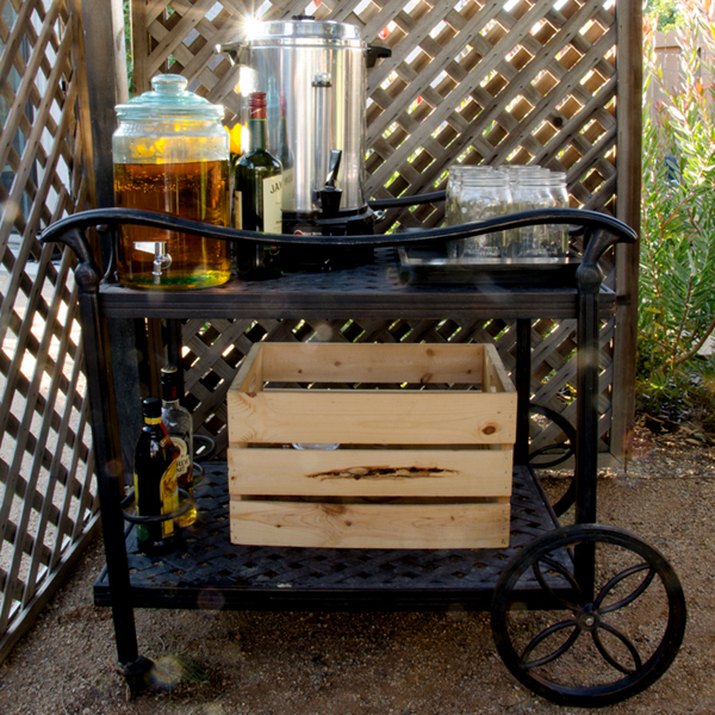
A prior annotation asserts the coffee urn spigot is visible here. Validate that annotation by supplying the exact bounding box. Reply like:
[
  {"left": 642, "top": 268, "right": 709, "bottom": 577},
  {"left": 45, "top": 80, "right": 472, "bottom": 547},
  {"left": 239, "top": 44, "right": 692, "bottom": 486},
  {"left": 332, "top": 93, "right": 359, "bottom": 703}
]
[{"left": 319, "top": 149, "right": 343, "bottom": 219}]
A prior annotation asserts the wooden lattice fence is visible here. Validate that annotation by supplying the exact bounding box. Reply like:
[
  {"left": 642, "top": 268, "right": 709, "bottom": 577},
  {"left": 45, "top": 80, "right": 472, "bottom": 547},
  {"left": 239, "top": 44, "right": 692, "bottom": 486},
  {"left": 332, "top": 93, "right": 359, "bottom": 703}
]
[
  {"left": 126, "top": 0, "right": 641, "bottom": 459},
  {"left": 0, "top": 0, "right": 97, "bottom": 663}
]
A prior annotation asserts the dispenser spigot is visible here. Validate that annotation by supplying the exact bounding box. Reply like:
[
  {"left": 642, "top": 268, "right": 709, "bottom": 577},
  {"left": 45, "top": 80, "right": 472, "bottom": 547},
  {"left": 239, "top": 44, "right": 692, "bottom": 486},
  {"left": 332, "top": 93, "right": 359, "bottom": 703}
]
[{"left": 152, "top": 242, "right": 172, "bottom": 282}]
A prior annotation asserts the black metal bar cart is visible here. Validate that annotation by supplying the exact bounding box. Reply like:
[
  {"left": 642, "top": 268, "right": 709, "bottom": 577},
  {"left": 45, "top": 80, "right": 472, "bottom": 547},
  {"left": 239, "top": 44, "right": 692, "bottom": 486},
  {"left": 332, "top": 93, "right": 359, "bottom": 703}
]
[{"left": 41, "top": 208, "right": 686, "bottom": 708}]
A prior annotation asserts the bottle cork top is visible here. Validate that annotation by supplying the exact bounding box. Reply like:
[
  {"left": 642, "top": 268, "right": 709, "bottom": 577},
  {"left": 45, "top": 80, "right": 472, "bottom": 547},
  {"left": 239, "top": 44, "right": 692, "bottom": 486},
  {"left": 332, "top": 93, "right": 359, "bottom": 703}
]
[{"left": 249, "top": 92, "right": 267, "bottom": 120}]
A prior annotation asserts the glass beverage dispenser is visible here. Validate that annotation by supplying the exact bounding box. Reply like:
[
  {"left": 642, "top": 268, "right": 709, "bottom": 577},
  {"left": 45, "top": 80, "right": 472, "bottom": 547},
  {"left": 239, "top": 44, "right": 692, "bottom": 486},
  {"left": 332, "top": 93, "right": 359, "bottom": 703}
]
[{"left": 112, "top": 74, "right": 231, "bottom": 289}]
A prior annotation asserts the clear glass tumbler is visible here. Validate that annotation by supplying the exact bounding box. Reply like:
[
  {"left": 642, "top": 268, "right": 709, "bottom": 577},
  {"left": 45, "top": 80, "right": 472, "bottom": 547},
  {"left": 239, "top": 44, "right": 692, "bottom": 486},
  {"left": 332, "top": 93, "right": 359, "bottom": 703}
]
[{"left": 445, "top": 166, "right": 511, "bottom": 259}]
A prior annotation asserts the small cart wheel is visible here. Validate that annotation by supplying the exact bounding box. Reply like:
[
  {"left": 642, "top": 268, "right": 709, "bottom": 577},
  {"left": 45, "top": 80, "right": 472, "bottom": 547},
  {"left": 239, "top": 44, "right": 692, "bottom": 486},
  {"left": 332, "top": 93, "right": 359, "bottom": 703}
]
[
  {"left": 528, "top": 404, "right": 576, "bottom": 517},
  {"left": 491, "top": 524, "right": 686, "bottom": 707}
]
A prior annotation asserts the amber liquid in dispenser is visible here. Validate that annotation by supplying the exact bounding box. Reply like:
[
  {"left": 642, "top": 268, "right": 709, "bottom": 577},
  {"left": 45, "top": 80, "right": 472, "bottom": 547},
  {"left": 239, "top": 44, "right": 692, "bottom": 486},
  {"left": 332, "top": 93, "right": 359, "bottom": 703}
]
[{"left": 114, "top": 160, "right": 231, "bottom": 289}]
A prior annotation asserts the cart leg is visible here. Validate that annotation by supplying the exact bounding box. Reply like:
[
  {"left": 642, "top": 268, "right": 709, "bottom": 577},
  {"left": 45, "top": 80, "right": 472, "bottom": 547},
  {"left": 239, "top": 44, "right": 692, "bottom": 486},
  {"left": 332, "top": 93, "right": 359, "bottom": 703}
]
[
  {"left": 96, "top": 488, "right": 153, "bottom": 695},
  {"left": 76, "top": 276, "right": 154, "bottom": 696},
  {"left": 515, "top": 319, "right": 532, "bottom": 465},
  {"left": 573, "top": 260, "right": 603, "bottom": 598}
]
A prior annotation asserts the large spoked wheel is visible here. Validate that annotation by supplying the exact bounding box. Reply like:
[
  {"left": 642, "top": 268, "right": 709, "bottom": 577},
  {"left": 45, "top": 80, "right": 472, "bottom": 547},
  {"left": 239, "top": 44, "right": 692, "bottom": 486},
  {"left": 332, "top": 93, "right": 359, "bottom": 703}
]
[{"left": 491, "top": 524, "right": 686, "bottom": 708}]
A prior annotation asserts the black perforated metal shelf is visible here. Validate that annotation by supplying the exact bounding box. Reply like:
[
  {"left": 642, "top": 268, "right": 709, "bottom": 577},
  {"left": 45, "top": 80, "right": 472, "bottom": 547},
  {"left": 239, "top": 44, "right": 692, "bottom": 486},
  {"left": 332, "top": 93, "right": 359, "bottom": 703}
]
[
  {"left": 94, "top": 462, "right": 561, "bottom": 612},
  {"left": 98, "top": 249, "right": 616, "bottom": 320}
]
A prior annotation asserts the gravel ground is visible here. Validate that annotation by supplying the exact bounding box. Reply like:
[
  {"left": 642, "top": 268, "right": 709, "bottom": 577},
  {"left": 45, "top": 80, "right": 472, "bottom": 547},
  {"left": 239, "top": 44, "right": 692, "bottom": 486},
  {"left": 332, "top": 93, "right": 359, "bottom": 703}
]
[{"left": 1, "top": 425, "right": 714, "bottom": 715}]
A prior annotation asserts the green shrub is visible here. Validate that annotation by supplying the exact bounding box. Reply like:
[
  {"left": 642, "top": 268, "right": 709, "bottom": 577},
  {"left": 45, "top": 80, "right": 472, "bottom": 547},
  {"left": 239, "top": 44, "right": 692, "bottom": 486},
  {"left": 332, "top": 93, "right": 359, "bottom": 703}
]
[{"left": 639, "top": 5, "right": 715, "bottom": 431}]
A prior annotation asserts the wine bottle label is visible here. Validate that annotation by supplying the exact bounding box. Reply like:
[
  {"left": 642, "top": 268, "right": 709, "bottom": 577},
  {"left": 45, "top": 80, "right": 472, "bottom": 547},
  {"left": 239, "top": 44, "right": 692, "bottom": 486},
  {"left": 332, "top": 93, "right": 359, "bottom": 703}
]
[
  {"left": 171, "top": 435, "right": 192, "bottom": 482},
  {"left": 261, "top": 175, "right": 283, "bottom": 233}
]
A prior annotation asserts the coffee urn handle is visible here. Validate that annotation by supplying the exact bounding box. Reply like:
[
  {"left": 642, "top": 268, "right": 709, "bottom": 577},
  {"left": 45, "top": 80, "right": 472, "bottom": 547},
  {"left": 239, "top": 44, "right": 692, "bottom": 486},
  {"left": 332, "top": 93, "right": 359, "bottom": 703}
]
[
  {"left": 215, "top": 41, "right": 247, "bottom": 65},
  {"left": 366, "top": 44, "right": 392, "bottom": 68}
]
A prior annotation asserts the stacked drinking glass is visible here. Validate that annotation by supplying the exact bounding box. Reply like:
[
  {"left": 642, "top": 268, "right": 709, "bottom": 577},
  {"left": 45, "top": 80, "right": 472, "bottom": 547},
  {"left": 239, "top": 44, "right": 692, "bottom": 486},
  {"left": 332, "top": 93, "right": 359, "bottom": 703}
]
[{"left": 446, "top": 164, "right": 569, "bottom": 260}]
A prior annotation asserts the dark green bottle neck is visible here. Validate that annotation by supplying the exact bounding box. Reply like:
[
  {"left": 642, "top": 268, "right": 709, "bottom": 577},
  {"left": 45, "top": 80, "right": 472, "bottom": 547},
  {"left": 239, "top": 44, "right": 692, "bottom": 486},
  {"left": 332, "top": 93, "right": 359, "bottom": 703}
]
[{"left": 248, "top": 117, "right": 267, "bottom": 152}]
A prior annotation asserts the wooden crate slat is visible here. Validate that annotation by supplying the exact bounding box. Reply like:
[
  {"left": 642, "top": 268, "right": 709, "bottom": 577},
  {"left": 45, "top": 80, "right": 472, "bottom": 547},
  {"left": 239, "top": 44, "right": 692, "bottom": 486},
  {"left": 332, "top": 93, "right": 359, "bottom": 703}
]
[
  {"left": 230, "top": 498, "right": 511, "bottom": 549},
  {"left": 229, "top": 446, "right": 513, "bottom": 498}
]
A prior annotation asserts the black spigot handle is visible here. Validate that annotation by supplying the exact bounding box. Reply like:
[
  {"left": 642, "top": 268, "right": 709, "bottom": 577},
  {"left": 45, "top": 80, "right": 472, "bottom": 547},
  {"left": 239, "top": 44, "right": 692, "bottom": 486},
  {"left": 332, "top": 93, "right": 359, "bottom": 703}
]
[
  {"left": 320, "top": 149, "right": 343, "bottom": 217},
  {"left": 325, "top": 149, "right": 342, "bottom": 188}
]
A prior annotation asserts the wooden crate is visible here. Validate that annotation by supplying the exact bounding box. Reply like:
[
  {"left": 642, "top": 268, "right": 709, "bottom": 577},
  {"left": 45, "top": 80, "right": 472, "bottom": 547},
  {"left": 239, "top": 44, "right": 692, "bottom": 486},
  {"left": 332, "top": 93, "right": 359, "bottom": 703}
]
[{"left": 227, "top": 343, "right": 516, "bottom": 549}]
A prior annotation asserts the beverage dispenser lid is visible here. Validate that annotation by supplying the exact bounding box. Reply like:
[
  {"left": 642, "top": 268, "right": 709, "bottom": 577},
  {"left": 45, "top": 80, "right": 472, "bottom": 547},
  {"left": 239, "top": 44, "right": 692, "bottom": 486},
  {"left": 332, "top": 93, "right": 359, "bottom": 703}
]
[{"left": 115, "top": 74, "right": 225, "bottom": 121}]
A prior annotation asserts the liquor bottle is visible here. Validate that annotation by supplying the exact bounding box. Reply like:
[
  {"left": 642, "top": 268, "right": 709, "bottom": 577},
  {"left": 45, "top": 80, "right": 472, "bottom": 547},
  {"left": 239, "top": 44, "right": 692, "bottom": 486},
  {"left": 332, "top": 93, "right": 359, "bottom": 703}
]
[
  {"left": 161, "top": 366, "right": 197, "bottom": 527},
  {"left": 133, "top": 396, "right": 180, "bottom": 554},
  {"left": 226, "top": 118, "right": 243, "bottom": 162},
  {"left": 233, "top": 91, "right": 283, "bottom": 277}
]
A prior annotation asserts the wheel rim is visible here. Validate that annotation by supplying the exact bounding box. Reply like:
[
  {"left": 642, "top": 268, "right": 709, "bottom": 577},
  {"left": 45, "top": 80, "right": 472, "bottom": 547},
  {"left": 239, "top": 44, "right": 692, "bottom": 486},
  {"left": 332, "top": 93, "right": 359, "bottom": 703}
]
[{"left": 491, "top": 524, "right": 687, "bottom": 707}]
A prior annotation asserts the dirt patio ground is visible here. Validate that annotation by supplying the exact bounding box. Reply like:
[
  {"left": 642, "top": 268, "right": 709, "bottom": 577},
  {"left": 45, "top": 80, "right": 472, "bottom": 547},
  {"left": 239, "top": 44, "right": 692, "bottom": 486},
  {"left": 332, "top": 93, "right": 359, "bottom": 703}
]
[{"left": 1, "top": 425, "right": 714, "bottom": 715}]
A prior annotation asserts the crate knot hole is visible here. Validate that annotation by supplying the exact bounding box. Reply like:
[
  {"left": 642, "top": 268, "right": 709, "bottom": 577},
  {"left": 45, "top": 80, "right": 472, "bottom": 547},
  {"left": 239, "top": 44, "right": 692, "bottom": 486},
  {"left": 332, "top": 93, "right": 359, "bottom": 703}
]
[
  {"left": 307, "top": 466, "right": 458, "bottom": 480},
  {"left": 481, "top": 424, "right": 497, "bottom": 435}
]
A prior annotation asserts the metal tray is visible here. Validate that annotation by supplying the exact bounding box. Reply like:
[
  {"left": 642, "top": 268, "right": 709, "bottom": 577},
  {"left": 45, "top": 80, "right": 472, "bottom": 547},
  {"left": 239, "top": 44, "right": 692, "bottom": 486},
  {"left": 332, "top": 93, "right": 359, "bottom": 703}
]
[{"left": 397, "top": 246, "right": 581, "bottom": 286}]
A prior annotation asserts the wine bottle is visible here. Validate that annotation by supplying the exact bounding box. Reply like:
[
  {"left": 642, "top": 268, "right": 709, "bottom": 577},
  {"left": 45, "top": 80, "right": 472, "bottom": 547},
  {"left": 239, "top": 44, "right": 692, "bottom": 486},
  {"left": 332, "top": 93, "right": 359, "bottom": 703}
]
[
  {"left": 133, "top": 396, "right": 180, "bottom": 554},
  {"left": 233, "top": 91, "right": 283, "bottom": 277},
  {"left": 161, "top": 366, "right": 197, "bottom": 527}
]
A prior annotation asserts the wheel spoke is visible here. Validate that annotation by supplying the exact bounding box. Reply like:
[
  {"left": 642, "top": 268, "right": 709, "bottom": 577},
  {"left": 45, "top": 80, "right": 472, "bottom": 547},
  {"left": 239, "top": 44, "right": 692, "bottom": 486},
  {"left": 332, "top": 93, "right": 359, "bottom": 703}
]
[
  {"left": 533, "top": 554, "right": 581, "bottom": 610},
  {"left": 595, "top": 562, "right": 656, "bottom": 614},
  {"left": 592, "top": 621, "right": 643, "bottom": 674},
  {"left": 521, "top": 620, "right": 580, "bottom": 670}
]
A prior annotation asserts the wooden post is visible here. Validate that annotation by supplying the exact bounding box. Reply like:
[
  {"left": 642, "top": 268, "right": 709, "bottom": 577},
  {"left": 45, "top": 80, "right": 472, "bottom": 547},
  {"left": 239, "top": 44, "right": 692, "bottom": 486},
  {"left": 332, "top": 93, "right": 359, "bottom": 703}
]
[
  {"left": 78, "top": 0, "right": 142, "bottom": 475},
  {"left": 612, "top": 0, "right": 643, "bottom": 460},
  {"left": 77, "top": 0, "right": 128, "bottom": 209}
]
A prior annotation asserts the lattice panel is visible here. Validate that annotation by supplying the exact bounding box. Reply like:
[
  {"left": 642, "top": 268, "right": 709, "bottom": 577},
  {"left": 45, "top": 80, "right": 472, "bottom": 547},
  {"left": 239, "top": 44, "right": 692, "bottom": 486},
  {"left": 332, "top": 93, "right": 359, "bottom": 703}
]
[
  {"left": 131, "top": 0, "right": 619, "bottom": 229},
  {"left": 132, "top": 0, "right": 617, "bottom": 456},
  {"left": 0, "top": 0, "right": 95, "bottom": 664},
  {"left": 131, "top": 0, "right": 622, "bottom": 458}
]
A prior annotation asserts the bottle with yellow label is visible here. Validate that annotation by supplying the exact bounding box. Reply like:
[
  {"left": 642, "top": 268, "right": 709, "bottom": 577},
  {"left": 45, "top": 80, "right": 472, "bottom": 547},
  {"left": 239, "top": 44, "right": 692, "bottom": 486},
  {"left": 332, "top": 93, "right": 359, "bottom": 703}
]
[
  {"left": 233, "top": 91, "right": 283, "bottom": 278},
  {"left": 160, "top": 366, "right": 197, "bottom": 527},
  {"left": 133, "top": 397, "right": 180, "bottom": 554}
]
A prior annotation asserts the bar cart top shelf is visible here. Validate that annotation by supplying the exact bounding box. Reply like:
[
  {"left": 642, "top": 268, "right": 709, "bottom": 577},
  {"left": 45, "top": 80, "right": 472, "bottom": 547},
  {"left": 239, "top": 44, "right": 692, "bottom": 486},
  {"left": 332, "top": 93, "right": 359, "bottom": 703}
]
[
  {"left": 97, "top": 248, "right": 615, "bottom": 320},
  {"left": 41, "top": 206, "right": 633, "bottom": 319}
]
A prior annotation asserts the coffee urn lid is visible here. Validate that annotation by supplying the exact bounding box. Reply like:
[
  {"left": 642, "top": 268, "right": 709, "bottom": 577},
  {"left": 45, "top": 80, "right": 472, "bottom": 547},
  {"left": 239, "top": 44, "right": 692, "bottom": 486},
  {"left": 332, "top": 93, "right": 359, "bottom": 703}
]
[{"left": 242, "top": 16, "right": 363, "bottom": 45}]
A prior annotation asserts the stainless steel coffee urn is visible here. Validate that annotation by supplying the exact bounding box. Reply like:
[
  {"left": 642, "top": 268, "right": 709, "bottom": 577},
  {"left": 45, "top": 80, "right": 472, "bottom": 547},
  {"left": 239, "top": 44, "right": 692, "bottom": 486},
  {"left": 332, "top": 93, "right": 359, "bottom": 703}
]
[{"left": 222, "top": 15, "right": 390, "bottom": 236}]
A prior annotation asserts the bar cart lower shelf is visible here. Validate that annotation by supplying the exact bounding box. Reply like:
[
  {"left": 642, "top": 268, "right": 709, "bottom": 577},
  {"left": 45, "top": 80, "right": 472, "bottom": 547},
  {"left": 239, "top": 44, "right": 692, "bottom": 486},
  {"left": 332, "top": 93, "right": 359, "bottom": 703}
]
[
  {"left": 95, "top": 462, "right": 559, "bottom": 612},
  {"left": 94, "top": 461, "right": 687, "bottom": 708}
]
